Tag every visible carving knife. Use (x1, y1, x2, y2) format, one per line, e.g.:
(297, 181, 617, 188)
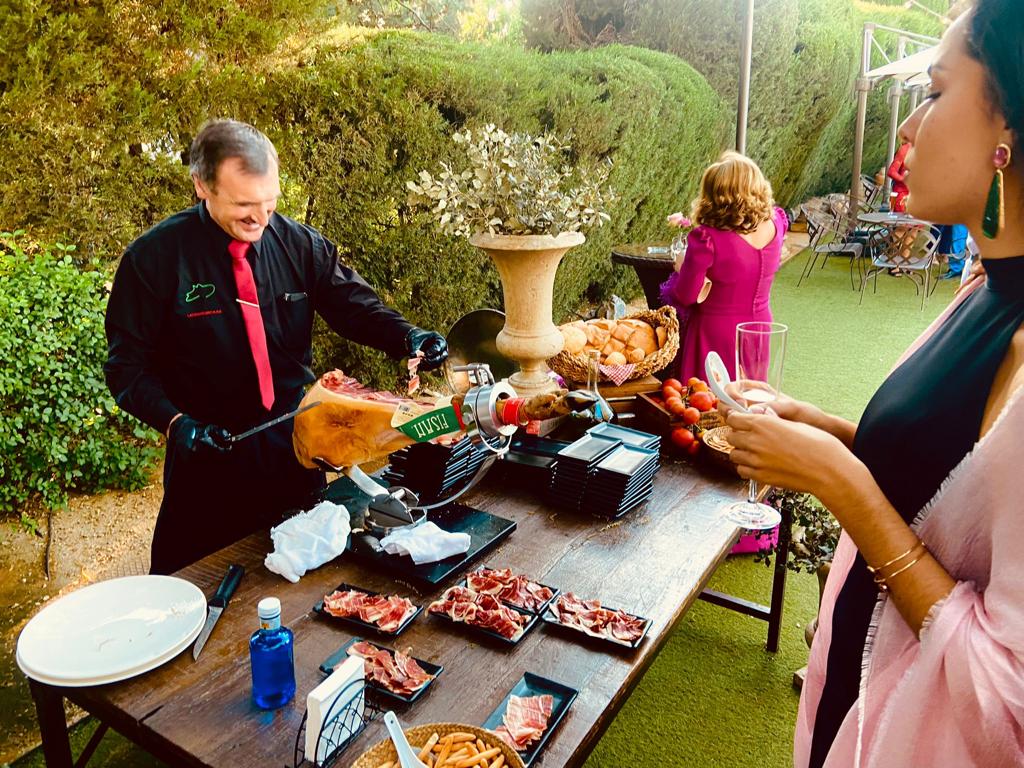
(192, 564, 245, 661)
(227, 401, 322, 443)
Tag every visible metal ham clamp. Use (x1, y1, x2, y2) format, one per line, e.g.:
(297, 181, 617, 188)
(311, 363, 612, 552)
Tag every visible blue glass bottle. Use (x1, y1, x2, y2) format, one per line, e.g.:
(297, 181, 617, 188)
(249, 597, 295, 709)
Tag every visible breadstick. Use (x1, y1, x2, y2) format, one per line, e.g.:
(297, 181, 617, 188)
(476, 739, 486, 753)
(449, 733, 476, 743)
(435, 739, 452, 765)
(419, 733, 440, 761)
(491, 757, 505, 768)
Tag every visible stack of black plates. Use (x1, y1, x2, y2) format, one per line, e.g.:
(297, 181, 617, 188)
(382, 439, 487, 504)
(548, 433, 622, 511)
(586, 422, 661, 452)
(582, 443, 661, 519)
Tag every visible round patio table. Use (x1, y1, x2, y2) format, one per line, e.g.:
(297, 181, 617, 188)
(857, 211, 933, 228)
(610, 242, 674, 309)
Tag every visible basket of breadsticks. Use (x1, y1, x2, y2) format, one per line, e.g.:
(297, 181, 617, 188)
(547, 305, 679, 384)
(351, 722, 525, 768)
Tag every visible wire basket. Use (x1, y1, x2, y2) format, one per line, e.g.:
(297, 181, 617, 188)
(293, 678, 383, 768)
(547, 305, 679, 384)
(350, 722, 525, 768)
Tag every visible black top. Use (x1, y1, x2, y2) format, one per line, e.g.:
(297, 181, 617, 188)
(808, 256, 1024, 767)
(105, 203, 414, 434)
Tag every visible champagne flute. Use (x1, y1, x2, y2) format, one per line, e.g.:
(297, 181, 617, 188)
(724, 321, 788, 530)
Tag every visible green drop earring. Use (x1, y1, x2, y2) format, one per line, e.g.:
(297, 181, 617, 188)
(983, 143, 1012, 239)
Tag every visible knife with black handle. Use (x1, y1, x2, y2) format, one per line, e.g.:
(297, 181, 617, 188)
(192, 564, 245, 661)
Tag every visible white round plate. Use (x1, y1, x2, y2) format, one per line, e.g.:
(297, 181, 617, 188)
(16, 575, 207, 687)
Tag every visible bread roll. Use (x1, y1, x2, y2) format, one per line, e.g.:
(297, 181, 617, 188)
(605, 351, 627, 366)
(611, 323, 634, 342)
(560, 325, 587, 354)
(627, 347, 646, 364)
(585, 324, 610, 349)
(601, 337, 626, 355)
(625, 324, 658, 356)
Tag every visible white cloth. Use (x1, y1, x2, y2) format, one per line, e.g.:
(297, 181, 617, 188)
(379, 521, 471, 565)
(264, 501, 351, 583)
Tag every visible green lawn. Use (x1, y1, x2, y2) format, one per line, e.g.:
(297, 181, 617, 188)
(12, 253, 958, 768)
(585, 253, 958, 768)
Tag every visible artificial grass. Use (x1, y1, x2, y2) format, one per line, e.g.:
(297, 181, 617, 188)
(12, 254, 959, 768)
(585, 253, 958, 768)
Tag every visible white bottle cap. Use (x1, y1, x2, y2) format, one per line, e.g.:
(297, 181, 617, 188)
(258, 597, 281, 620)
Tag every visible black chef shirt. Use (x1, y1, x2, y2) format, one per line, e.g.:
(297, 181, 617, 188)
(105, 202, 414, 434)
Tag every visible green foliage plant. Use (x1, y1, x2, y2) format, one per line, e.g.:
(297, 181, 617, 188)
(406, 124, 615, 237)
(755, 488, 841, 574)
(0, 233, 159, 519)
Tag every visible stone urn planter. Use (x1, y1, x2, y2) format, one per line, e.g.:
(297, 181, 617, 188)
(469, 231, 585, 398)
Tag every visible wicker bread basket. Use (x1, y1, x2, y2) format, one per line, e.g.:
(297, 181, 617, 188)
(351, 722, 525, 768)
(547, 305, 680, 384)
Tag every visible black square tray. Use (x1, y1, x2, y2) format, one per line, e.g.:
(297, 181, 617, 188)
(319, 637, 442, 705)
(482, 672, 578, 767)
(541, 599, 652, 650)
(313, 582, 422, 637)
(461, 565, 561, 616)
(428, 589, 540, 646)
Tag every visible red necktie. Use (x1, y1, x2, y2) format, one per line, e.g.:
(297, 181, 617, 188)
(228, 240, 275, 411)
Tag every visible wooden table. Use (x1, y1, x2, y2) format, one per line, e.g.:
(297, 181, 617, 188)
(28, 458, 788, 768)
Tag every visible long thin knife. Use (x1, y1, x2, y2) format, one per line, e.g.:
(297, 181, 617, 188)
(227, 401, 322, 443)
(192, 564, 245, 661)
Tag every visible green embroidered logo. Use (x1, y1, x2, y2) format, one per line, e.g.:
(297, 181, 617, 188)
(185, 283, 216, 303)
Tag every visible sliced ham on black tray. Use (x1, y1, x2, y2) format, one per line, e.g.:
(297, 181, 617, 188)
(465, 567, 557, 613)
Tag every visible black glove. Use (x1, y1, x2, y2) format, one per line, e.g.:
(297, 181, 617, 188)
(168, 415, 233, 454)
(405, 327, 449, 371)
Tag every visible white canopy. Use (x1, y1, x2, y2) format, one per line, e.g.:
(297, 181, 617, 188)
(866, 45, 936, 83)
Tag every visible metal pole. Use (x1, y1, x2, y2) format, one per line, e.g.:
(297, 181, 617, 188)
(850, 23, 874, 212)
(882, 36, 908, 201)
(736, 0, 755, 154)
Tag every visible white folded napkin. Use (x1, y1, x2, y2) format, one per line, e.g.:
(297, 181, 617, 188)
(379, 521, 471, 565)
(264, 500, 351, 583)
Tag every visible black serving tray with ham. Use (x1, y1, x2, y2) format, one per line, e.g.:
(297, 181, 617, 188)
(319, 637, 443, 705)
(482, 672, 578, 767)
(427, 585, 540, 646)
(460, 565, 560, 616)
(313, 582, 422, 638)
(541, 592, 652, 650)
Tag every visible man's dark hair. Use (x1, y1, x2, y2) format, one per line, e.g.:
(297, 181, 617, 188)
(967, 0, 1024, 160)
(188, 119, 278, 187)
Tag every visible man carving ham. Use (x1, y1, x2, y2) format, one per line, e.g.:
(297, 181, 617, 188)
(104, 119, 447, 574)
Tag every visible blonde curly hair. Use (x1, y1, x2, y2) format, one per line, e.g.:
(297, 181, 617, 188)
(691, 151, 775, 234)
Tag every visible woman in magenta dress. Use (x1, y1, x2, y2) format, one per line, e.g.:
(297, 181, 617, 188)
(660, 151, 788, 383)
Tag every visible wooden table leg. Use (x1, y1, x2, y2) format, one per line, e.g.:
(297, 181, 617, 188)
(766, 506, 793, 653)
(29, 679, 74, 768)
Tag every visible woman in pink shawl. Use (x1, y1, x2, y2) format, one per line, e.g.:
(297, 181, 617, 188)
(660, 151, 788, 383)
(722, 3, 1024, 766)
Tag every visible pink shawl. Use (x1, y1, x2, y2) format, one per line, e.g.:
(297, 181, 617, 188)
(794, 277, 1024, 767)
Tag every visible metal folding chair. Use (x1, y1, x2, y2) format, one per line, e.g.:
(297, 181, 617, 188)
(858, 225, 941, 310)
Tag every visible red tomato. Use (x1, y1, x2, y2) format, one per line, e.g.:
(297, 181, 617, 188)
(665, 396, 686, 415)
(686, 440, 701, 455)
(662, 384, 681, 401)
(690, 381, 710, 394)
(663, 378, 684, 392)
(686, 377, 703, 389)
(689, 391, 715, 412)
(670, 426, 695, 448)
(681, 406, 701, 425)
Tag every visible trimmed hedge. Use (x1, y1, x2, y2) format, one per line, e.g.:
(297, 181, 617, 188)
(0, 7, 727, 392)
(522, 0, 943, 207)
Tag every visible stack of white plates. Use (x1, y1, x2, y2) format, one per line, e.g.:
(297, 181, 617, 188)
(17, 575, 207, 687)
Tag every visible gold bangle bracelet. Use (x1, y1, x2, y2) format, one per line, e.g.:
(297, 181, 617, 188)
(866, 540, 924, 574)
(873, 553, 926, 593)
